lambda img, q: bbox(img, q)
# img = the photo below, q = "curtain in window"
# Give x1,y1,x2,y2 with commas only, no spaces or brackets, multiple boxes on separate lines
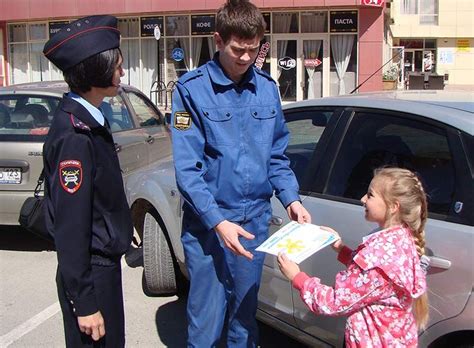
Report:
303,41,322,99
9,44,28,84
208,37,216,58
29,43,48,82
401,0,417,14
142,39,159,98
191,38,203,70
122,39,140,90
273,13,292,80
330,35,354,95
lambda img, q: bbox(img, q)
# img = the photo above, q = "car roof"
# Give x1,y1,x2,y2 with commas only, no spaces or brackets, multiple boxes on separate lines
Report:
283,90,474,136
0,80,141,97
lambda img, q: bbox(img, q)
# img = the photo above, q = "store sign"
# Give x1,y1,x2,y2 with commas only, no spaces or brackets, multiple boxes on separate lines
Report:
141,17,164,37
330,11,358,32
255,42,270,69
304,58,322,68
191,15,215,35
278,56,296,70
172,47,184,62
361,0,384,7
49,21,69,38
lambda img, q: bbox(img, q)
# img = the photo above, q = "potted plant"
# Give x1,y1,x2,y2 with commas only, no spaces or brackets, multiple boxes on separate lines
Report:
383,65,399,90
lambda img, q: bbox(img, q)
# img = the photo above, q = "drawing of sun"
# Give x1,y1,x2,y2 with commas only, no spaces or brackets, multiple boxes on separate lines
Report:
277,239,305,254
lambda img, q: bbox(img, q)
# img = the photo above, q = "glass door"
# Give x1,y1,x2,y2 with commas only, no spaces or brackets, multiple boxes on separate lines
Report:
274,39,297,102
302,39,324,100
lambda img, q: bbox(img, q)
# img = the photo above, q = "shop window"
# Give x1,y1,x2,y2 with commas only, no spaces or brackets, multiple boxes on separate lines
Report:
255,36,270,75
330,34,357,96
121,39,140,88
118,18,139,38
166,38,190,81
8,24,26,42
301,12,327,33
142,38,165,97
191,37,215,70
272,13,298,33
9,44,28,85
166,16,189,36
28,23,47,41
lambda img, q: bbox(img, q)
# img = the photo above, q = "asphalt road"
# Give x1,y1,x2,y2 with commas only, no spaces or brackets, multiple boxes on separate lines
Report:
0,226,307,347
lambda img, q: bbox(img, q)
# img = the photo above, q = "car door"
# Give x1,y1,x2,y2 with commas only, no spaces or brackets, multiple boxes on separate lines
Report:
100,92,148,182
257,106,342,345
289,107,473,346
122,89,171,165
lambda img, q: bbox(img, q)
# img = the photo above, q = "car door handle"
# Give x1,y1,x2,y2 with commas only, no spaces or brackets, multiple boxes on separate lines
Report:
428,256,451,271
270,216,283,226
114,143,122,153
146,135,155,144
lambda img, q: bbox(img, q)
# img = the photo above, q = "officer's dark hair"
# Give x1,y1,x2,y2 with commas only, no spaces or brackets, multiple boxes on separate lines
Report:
63,48,122,94
216,0,266,43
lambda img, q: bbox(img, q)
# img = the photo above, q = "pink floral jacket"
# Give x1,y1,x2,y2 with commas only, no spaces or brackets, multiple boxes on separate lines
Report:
292,225,427,347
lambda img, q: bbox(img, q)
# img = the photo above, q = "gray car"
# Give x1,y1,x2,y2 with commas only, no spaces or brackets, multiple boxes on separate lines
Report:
0,81,170,227
141,90,473,348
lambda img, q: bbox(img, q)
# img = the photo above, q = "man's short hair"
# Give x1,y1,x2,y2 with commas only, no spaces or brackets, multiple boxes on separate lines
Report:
216,0,266,43
63,48,121,94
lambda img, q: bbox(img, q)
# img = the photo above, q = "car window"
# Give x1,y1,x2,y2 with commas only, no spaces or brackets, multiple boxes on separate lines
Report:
125,91,164,128
100,95,133,133
285,109,333,184
0,95,59,138
325,111,455,217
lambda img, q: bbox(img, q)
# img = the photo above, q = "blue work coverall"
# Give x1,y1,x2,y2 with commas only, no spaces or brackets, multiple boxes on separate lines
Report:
171,53,300,347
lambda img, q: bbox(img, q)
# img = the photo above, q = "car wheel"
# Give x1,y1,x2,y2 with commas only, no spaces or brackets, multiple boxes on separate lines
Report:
143,211,177,295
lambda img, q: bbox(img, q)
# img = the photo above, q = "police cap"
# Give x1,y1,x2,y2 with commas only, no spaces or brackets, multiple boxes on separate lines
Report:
43,15,120,72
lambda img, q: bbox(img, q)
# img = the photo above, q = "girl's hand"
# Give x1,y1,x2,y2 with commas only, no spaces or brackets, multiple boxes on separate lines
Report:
320,226,344,253
277,252,301,281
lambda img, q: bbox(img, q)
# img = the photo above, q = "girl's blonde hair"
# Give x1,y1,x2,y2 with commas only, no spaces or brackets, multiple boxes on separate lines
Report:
373,167,429,330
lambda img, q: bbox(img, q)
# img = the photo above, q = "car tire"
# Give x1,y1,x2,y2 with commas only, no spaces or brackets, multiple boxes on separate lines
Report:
143,211,177,295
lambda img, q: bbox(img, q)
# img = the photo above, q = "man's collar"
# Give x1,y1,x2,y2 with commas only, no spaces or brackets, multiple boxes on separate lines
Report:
207,52,257,88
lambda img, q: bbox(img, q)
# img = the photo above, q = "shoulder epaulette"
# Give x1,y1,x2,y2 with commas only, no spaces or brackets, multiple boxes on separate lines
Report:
69,114,91,131
179,68,204,84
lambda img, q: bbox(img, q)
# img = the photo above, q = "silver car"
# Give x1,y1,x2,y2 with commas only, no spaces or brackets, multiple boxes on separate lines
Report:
141,90,473,347
0,81,170,227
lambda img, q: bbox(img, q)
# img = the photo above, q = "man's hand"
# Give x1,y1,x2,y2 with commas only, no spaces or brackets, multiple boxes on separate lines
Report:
77,311,105,341
214,220,255,260
286,201,311,224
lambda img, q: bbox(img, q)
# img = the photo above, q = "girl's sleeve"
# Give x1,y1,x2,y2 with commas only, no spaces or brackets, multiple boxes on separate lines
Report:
337,245,354,266
291,263,392,316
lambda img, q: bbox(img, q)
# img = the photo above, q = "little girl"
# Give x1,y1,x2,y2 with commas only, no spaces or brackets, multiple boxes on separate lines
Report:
278,167,429,347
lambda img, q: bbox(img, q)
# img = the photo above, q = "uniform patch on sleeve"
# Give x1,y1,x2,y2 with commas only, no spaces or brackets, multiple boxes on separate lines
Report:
174,111,192,130
59,160,83,194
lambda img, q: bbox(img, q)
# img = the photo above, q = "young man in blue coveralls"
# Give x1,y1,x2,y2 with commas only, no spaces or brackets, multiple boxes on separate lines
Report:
171,0,311,346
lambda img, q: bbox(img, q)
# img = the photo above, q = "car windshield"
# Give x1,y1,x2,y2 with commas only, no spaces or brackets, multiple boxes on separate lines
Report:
0,94,60,139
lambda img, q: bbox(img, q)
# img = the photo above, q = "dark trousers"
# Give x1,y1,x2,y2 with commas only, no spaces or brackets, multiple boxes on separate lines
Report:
181,209,271,348
56,262,125,348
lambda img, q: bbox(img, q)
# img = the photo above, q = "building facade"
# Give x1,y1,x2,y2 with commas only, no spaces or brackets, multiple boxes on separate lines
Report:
385,0,473,90
0,0,386,102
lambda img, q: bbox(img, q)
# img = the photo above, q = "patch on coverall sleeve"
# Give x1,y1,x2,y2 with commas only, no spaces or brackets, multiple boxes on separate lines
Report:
174,111,192,130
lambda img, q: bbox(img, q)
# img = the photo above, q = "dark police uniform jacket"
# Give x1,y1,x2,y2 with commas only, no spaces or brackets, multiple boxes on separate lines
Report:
171,54,300,230
43,95,133,316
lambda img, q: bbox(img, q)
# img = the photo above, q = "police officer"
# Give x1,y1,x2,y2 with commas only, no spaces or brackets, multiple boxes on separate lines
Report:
42,15,133,347
171,1,311,346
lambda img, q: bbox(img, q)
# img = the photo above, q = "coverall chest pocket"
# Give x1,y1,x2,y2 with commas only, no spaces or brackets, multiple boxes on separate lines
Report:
250,105,277,144
202,107,237,146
